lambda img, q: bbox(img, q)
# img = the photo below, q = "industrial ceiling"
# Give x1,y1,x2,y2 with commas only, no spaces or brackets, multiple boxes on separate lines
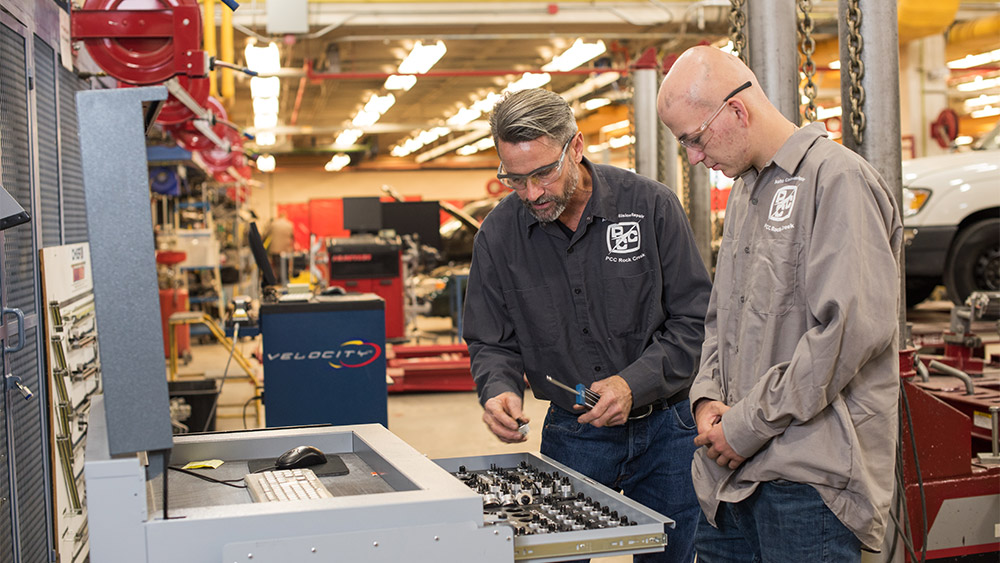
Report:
182,0,1000,172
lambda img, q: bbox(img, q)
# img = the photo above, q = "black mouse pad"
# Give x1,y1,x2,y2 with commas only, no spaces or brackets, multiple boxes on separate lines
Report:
247,454,349,477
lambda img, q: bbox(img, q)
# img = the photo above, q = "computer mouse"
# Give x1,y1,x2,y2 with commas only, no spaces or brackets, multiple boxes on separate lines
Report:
321,285,346,296
275,445,326,470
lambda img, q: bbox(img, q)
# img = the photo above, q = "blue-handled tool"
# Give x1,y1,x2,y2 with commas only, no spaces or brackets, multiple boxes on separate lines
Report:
545,375,600,408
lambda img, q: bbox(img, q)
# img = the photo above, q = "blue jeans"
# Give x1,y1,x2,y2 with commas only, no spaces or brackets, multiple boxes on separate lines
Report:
695,480,861,563
540,400,700,563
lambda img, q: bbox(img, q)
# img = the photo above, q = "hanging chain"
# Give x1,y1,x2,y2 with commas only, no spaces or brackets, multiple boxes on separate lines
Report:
797,0,817,123
845,0,866,144
729,0,748,65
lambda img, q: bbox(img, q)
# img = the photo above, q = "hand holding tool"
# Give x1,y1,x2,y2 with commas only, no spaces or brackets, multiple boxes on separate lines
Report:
545,375,600,408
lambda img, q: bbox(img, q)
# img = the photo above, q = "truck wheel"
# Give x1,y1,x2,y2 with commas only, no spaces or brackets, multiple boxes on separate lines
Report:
944,217,1000,308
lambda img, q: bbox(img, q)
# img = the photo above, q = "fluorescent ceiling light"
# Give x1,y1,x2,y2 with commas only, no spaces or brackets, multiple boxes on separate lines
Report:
352,110,380,127
608,134,635,149
398,40,447,74
335,129,363,146
719,41,734,54
325,154,351,172
472,92,502,113
364,93,396,115
583,98,611,110
385,75,418,91
250,76,281,99
954,136,973,146
392,127,452,157
542,39,606,72
255,132,276,146
948,48,1000,69
506,72,551,92
256,154,275,172
957,76,1000,92
254,113,278,130
970,105,1000,119
587,142,609,153
245,42,281,74
447,107,482,127
253,97,279,115
965,94,1000,108
600,119,629,133
456,136,495,156
828,60,841,70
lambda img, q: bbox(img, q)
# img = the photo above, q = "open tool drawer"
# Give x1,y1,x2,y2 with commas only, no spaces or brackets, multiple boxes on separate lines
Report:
435,452,673,562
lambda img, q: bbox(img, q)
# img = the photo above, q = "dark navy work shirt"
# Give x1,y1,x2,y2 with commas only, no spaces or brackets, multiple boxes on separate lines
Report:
463,158,712,412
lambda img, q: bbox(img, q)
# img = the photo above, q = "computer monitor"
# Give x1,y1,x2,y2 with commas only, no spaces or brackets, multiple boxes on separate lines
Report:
381,201,443,251
248,222,279,289
342,197,383,234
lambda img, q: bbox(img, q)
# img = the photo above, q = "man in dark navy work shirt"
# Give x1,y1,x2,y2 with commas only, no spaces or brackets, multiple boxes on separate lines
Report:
462,88,713,563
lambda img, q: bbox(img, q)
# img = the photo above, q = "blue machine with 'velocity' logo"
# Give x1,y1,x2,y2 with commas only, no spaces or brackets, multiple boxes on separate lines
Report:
260,294,387,427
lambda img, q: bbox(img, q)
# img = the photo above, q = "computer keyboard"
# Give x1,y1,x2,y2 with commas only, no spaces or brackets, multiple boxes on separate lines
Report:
244,468,332,502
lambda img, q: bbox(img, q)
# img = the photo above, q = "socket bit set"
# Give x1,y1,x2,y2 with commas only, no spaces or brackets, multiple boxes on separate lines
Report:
435,452,672,561
453,461,637,535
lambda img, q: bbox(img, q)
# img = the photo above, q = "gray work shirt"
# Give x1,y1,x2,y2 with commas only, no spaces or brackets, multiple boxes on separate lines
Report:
690,123,903,550
464,158,712,412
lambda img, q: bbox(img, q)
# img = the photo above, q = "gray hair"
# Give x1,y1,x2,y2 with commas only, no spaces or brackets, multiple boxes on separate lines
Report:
488,88,577,146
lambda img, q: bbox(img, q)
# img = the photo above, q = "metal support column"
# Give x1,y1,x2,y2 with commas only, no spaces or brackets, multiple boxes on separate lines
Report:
633,67,661,182
660,127,679,192
837,0,906,337
747,0,801,123
686,162,713,271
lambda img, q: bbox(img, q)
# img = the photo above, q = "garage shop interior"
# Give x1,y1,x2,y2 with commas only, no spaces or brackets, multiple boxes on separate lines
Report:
0,0,998,562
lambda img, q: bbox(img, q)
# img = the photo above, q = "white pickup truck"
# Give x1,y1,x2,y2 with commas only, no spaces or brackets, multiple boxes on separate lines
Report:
902,123,1000,308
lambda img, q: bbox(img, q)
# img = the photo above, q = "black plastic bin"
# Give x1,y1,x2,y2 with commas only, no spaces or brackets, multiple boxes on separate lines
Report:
168,380,218,433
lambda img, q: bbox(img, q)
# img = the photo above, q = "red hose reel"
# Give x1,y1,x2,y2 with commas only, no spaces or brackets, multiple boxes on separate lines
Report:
72,0,208,85
73,0,254,189
165,96,229,151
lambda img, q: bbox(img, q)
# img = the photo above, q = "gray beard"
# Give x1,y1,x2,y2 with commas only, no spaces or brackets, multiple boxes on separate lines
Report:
522,164,579,224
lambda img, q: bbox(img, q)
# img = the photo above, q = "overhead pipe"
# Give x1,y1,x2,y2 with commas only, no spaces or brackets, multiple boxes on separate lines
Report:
947,13,1000,48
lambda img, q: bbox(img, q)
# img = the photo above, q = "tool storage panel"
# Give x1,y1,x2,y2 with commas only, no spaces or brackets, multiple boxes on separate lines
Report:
42,243,103,563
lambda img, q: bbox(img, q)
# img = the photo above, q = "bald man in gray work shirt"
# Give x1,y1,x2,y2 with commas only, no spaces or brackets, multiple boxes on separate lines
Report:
657,46,903,563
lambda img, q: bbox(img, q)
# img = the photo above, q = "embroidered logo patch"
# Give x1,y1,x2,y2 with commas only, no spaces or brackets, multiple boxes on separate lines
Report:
607,222,640,254
768,186,797,222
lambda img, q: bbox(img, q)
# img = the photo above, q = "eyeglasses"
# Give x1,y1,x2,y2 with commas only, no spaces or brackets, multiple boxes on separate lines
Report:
496,138,573,190
677,81,752,150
